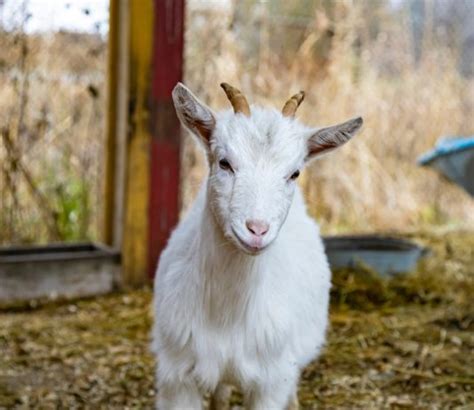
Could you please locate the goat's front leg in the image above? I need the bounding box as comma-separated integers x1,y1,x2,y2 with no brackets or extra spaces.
156,380,203,410
209,383,233,410
286,392,300,410
246,385,298,410
245,370,299,410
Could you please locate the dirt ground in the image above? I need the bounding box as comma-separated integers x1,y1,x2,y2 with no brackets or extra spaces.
1,230,473,409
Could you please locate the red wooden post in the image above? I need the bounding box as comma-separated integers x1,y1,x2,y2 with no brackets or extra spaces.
149,0,185,278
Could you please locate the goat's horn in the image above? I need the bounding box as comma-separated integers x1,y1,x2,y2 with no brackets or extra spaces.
220,82,250,117
282,91,305,117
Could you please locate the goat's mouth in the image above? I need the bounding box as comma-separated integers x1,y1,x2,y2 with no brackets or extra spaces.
230,228,270,255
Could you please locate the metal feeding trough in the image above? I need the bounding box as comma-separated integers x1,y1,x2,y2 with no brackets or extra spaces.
323,235,427,276
418,136,474,196
0,243,120,304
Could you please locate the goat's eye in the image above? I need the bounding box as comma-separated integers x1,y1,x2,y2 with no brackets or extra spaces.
290,170,300,180
219,159,233,172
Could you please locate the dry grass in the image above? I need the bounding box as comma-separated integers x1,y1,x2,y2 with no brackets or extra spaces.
1,230,472,408
0,1,473,244
0,28,106,244
182,1,474,233
1,3,473,409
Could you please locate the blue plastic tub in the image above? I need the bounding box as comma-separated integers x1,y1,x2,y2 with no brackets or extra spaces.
418,136,474,196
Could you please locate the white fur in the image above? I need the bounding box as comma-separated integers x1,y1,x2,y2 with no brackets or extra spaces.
152,83,362,409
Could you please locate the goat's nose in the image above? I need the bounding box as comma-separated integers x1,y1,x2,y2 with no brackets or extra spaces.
246,220,269,237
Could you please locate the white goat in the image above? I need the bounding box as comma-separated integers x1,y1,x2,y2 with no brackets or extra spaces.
152,82,363,409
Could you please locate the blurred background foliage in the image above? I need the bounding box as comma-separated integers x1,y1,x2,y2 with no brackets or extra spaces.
184,0,474,234
0,0,473,245
0,1,106,244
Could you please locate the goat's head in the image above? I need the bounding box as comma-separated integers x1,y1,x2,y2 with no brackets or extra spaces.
172,82,363,255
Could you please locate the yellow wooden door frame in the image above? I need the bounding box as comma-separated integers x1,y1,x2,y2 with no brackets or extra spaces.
104,0,154,286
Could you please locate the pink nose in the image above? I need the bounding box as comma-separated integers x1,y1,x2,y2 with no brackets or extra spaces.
246,220,269,237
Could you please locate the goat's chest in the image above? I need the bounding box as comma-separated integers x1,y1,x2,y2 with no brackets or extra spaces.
191,315,290,389
188,272,294,387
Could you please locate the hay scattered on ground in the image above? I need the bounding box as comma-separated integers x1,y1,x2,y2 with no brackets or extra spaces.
1,231,473,409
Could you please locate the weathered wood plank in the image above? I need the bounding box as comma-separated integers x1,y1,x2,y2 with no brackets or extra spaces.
121,0,154,286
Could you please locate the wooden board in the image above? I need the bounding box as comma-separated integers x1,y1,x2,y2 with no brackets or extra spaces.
105,0,184,285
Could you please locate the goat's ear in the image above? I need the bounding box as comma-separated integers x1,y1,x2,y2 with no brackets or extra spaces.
172,82,216,147
306,117,363,160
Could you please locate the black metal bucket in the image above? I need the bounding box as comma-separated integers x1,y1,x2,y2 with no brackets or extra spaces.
323,235,427,276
